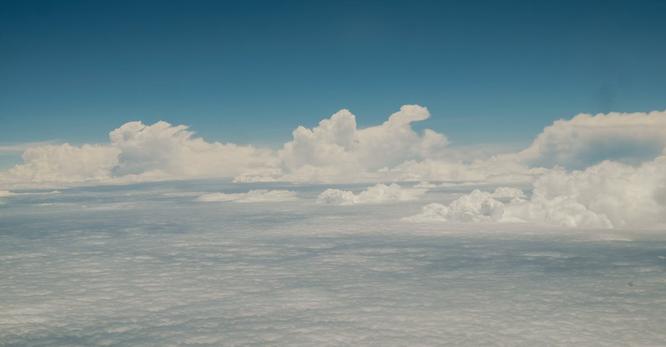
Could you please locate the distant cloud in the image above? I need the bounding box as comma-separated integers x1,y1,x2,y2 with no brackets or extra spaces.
317,183,426,205
407,155,666,229
518,110,666,169
109,121,276,179
196,189,298,203
275,105,448,183
2,105,666,233
0,105,446,187
1,143,120,184
404,188,525,224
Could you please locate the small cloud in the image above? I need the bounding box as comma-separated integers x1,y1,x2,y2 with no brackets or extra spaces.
317,183,426,205
196,189,298,203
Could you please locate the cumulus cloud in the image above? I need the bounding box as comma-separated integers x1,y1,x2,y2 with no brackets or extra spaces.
316,183,426,205
408,155,666,228
404,188,523,223
0,144,120,185
0,121,276,188
0,105,449,187
196,189,298,203
518,110,666,169
109,121,275,178
275,105,448,182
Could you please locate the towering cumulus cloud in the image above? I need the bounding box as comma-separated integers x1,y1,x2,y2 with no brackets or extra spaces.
276,105,447,182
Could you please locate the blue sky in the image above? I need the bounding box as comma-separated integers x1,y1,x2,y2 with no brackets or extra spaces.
1,0,665,149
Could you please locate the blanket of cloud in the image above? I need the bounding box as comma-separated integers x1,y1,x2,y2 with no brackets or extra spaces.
2,106,666,229
1,181,666,346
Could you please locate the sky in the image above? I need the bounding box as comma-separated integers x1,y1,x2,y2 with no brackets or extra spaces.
2,0,666,148
2,2,666,343
1,0,666,231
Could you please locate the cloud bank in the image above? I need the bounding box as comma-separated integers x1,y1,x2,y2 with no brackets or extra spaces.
407,155,666,228
518,110,666,169
2,106,666,229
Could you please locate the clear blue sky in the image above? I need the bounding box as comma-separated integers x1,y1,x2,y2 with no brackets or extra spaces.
1,0,665,148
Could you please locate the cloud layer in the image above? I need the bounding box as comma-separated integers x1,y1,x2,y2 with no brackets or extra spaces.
2,106,666,229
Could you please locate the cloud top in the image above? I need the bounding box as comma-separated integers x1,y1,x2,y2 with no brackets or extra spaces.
519,110,666,169
317,183,426,205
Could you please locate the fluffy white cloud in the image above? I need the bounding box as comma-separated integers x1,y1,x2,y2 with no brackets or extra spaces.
408,155,666,228
0,144,120,185
317,183,426,205
110,121,276,178
196,189,298,203
404,188,522,223
275,105,448,182
0,121,277,188
518,110,666,169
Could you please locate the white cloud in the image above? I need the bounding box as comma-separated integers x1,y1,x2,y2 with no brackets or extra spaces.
404,188,514,223
276,105,448,182
0,141,59,154
0,121,277,188
196,189,298,203
518,110,666,169
110,121,276,179
317,183,426,205
408,155,666,228
0,144,120,185
0,105,666,209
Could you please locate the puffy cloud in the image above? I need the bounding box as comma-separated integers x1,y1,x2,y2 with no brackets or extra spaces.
317,183,426,205
519,110,666,169
109,121,276,178
0,121,276,188
0,144,120,185
196,189,298,203
404,188,519,223
276,105,448,182
408,155,666,228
